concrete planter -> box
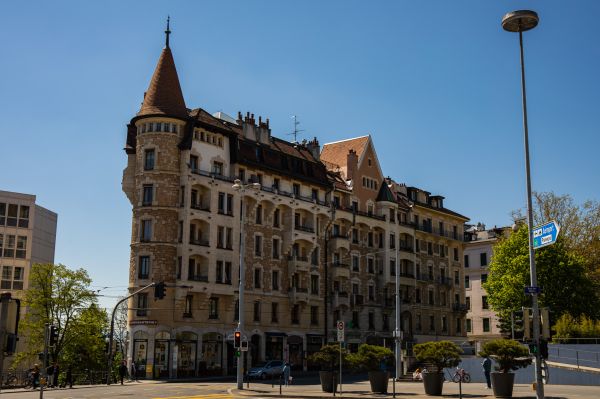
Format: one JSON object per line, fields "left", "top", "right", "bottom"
{"left": 491, "top": 372, "right": 515, "bottom": 398}
{"left": 368, "top": 370, "right": 389, "bottom": 393}
{"left": 319, "top": 371, "right": 338, "bottom": 393}
{"left": 422, "top": 372, "right": 445, "bottom": 396}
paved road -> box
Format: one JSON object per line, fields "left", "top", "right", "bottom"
{"left": 0, "top": 381, "right": 238, "bottom": 399}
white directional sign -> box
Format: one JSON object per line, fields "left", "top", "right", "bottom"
{"left": 533, "top": 220, "right": 560, "bottom": 249}
{"left": 337, "top": 320, "right": 345, "bottom": 342}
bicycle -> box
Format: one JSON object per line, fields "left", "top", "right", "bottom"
{"left": 2, "top": 373, "right": 18, "bottom": 388}
{"left": 446, "top": 367, "right": 471, "bottom": 383}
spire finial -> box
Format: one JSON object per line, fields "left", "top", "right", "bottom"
{"left": 165, "top": 16, "right": 171, "bottom": 48}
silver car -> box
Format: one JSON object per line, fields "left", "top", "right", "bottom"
{"left": 247, "top": 360, "right": 284, "bottom": 380}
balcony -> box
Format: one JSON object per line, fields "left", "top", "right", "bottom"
{"left": 332, "top": 291, "right": 350, "bottom": 308}
{"left": 289, "top": 287, "right": 309, "bottom": 304}
{"left": 188, "top": 275, "right": 209, "bottom": 282}
{"left": 189, "top": 239, "right": 210, "bottom": 247}
{"left": 439, "top": 277, "right": 453, "bottom": 286}
{"left": 333, "top": 203, "right": 386, "bottom": 222}
{"left": 329, "top": 234, "right": 350, "bottom": 250}
{"left": 191, "top": 168, "right": 235, "bottom": 183}
{"left": 416, "top": 274, "right": 435, "bottom": 283}
{"left": 398, "top": 243, "right": 414, "bottom": 253}
{"left": 287, "top": 256, "right": 310, "bottom": 273}
{"left": 190, "top": 203, "right": 210, "bottom": 212}
{"left": 351, "top": 294, "right": 364, "bottom": 307}
{"left": 295, "top": 224, "right": 315, "bottom": 234}
{"left": 331, "top": 263, "right": 350, "bottom": 279}
{"left": 400, "top": 272, "right": 415, "bottom": 279}
{"left": 452, "top": 303, "right": 468, "bottom": 313}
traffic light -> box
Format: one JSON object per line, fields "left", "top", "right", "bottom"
{"left": 234, "top": 331, "right": 241, "bottom": 348}
{"left": 540, "top": 339, "right": 549, "bottom": 360}
{"left": 528, "top": 342, "right": 538, "bottom": 355}
{"left": 235, "top": 350, "right": 241, "bottom": 358}
{"left": 154, "top": 282, "right": 166, "bottom": 299}
{"left": 49, "top": 325, "right": 59, "bottom": 346}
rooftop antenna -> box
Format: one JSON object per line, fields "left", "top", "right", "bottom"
{"left": 288, "top": 115, "right": 304, "bottom": 143}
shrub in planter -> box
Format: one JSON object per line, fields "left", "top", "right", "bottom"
{"left": 413, "top": 341, "right": 462, "bottom": 396}
{"left": 347, "top": 344, "right": 394, "bottom": 393}
{"left": 308, "top": 344, "right": 348, "bottom": 392}
{"left": 479, "top": 339, "right": 532, "bottom": 398}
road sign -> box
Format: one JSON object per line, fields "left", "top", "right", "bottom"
{"left": 337, "top": 320, "right": 345, "bottom": 342}
{"left": 524, "top": 286, "right": 542, "bottom": 295}
{"left": 533, "top": 220, "right": 560, "bottom": 249}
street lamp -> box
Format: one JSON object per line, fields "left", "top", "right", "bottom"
{"left": 232, "top": 179, "right": 260, "bottom": 390}
{"left": 501, "top": 10, "right": 544, "bottom": 399}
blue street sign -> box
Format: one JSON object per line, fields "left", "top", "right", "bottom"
{"left": 533, "top": 220, "right": 560, "bottom": 249}
{"left": 525, "top": 286, "right": 542, "bottom": 295}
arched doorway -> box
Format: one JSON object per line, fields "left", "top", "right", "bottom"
{"left": 176, "top": 332, "right": 198, "bottom": 378}
{"left": 154, "top": 331, "right": 170, "bottom": 379}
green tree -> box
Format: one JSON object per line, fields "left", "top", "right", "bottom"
{"left": 13, "top": 263, "right": 106, "bottom": 370}
{"left": 483, "top": 226, "right": 600, "bottom": 329}
{"left": 512, "top": 191, "right": 600, "bottom": 282}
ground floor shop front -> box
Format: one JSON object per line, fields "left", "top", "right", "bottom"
{"left": 127, "top": 325, "right": 327, "bottom": 379}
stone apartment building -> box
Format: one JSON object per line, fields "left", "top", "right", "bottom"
{"left": 122, "top": 31, "right": 469, "bottom": 379}
{"left": 0, "top": 190, "right": 57, "bottom": 369}
{"left": 464, "top": 223, "right": 511, "bottom": 348}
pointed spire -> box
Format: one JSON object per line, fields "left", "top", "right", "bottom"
{"left": 137, "top": 19, "right": 187, "bottom": 119}
{"left": 165, "top": 16, "right": 171, "bottom": 49}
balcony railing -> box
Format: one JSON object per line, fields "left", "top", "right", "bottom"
{"left": 188, "top": 275, "right": 209, "bottom": 282}
{"left": 400, "top": 272, "right": 415, "bottom": 279}
{"left": 295, "top": 224, "right": 315, "bottom": 233}
{"left": 416, "top": 223, "right": 463, "bottom": 242}
{"left": 439, "top": 277, "right": 453, "bottom": 286}
{"left": 287, "top": 255, "right": 309, "bottom": 262}
{"left": 333, "top": 204, "right": 386, "bottom": 221}
{"left": 452, "top": 303, "right": 468, "bottom": 312}
{"left": 191, "top": 203, "right": 210, "bottom": 212}
{"left": 189, "top": 239, "right": 210, "bottom": 247}
{"left": 191, "top": 168, "right": 236, "bottom": 183}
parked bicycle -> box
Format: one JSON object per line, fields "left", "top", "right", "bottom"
{"left": 446, "top": 367, "right": 471, "bottom": 383}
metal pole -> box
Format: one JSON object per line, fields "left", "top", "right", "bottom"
{"left": 106, "top": 282, "right": 155, "bottom": 385}
{"left": 518, "top": 29, "right": 544, "bottom": 399}
{"left": 395, "top": 242, "right": 401, "bottom": 380}
{"left": 237, "top": 193, "right": 246, "bottom": 390}
{"left": 339, "top": 341, "right": 342, "bottom": 395}
{"left": 511, "top": 311, "right": 515, "bottom": 340}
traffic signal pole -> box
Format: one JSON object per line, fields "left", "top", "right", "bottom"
{"left": 106, "top": 282, "right": 156, "bottom": 385}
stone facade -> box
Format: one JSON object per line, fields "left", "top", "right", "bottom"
{"left": 122, "top": 37, "right": 470, "bottom": 379}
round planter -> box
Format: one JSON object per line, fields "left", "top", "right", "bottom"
{"left": 368, "top": 370, "right": 389, "bottom": 393}
{"left": 491, "top": 372, "right": 515, "bottom": 398}
{"left": 422, "top": 372, "right": 445, "bottom": 396}
{"left": 319, "top": 371, "right": 338, "bottom": 393}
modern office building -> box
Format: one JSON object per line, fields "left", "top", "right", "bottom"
{"left": 122, "top": 29, "right": 469, "bottom": 379}
{"left": 0, "top": 190, "right": 57, "bottom": 368}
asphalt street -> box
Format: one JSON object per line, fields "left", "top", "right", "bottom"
{"left": 0, "top": 381, "right": 237, "bottom": 399}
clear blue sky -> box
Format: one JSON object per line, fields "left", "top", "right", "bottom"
{"left": 1, "top": 1, "right": 598, "bottom": 310}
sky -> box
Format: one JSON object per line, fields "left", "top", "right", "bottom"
{"left": 1, "top": 1, "right": 599, "bottom": 311}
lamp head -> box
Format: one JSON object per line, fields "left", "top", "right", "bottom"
{"left": 502, "top": 10, "right": 539, "bottom": 33}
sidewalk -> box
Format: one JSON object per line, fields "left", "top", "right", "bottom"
{"left": 231, "top": 379, "right": 600, "bottom": 398}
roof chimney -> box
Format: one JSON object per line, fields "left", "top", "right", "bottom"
{"left": 347, "top": 149, "right": 358, "bottom": 181}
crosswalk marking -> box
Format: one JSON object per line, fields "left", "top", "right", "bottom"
{"left": 153, "top": 394, "right": 232, "bottom": 399}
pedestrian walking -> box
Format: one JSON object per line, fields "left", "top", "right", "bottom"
{"left": 131, "top": 360, "right": 138, "bottom": 381}
{"left": 65, "top": 365, "right": 73, "bottom": 388}
{"left": 482, "top": 355, "right": 492, "bottom": 389}
{"left": 282, "top": 362, "right": 291, "bottom": 386}
{"left": 50, "top": 362, "right": 60, "bottom": 388}
{"left": 119, "top": 361, "right": 128, "bottom": 385}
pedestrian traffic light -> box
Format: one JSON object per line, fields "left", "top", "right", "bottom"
{"left": 528, "top": 342, "right": 538, "bottom": 355}
{"left": 234, "top": 331, "right": 241, "bottom": 348}
{"left": 154, "top": 282, "right": 166, "bottom": 299}
{"left": 235, "top": 350, "right": 241, "bottom": 357}
{"left": 540, "top": 339, "right": 549, "bottom": 360}
{"left": 49, "top": 325, "right": 59, "bottom": 346}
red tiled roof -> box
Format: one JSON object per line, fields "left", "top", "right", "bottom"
{"left": 138, "top": 47, "right": 188, "bottom": 119}
{"left": 320, "top": 136, "right": 369, "bottom": 169}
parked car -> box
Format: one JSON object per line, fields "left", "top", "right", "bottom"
{"left": 247, "top": 360, "right": 285, "bottom": 380}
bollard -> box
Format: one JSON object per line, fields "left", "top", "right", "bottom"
{"left": 279, "top": 374, "right": 282, "bottom": 395}
{"left": 459, "top": 376, "right": 462, "bottom": 399}
{"left": 332, "top": 372, "right": 335, "bottom": 397}
{"left": 393, "top": 377, "right": 396, "bottom": 398}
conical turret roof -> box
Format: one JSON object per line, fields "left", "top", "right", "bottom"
{"left": 138, "top": 46, "right": 188, "bottom": 119}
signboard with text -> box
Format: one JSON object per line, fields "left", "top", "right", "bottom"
{"left": 337, "top": 321, "right": 345, "bottom": 342}
{"left": 533, "top": 220, "right": 560, "bottom": 249}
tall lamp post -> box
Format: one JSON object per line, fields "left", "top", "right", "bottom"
{"left": 232, "top": 179, "right": 261, "bottom": 390}
{"left": 501, "top": 10, "right": 544, "bottom": 399}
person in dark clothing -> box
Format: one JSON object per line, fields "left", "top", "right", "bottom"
{"left": 131, "top": 360, "right": 138, "bottom": 381}
{"left": 51, "top": 363, "right": 60, "bottom": 388}
{"left": 482, "top": 355, "right": 492, "bottom": 389}
{"left": 31, "top": 364, "right": 40, "bottom": 389}
{"left": 65, "top": 365, "right": 73, "bottom": 388}
{"left": 118, "top": 361, "right": 128, "bottom": 385}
